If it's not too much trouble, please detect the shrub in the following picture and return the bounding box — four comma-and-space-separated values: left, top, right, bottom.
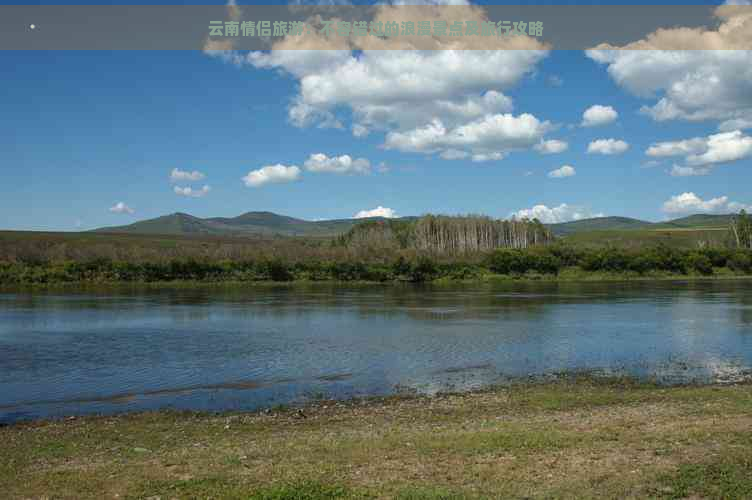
729, 252, 752, 273
685, 252, 714, 275
264, 260, 294, 281
409, 256, 438, 282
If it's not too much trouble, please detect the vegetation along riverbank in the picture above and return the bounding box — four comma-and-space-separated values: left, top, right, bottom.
2, 378, 752, 499
2, 212, 751, 285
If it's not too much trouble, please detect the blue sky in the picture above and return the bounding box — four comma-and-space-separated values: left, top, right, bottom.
1, 0, 750, 230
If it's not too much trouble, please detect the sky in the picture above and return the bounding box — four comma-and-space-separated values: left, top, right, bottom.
1, 0, 751, 231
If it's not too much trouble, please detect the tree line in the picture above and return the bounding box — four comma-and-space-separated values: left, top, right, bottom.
339, 215, 554, 254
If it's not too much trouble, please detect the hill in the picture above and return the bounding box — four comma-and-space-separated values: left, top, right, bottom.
651, 214, 734, 230
548, 217, 651, 236
93, 211, 385, 238
92, 211, 737, 241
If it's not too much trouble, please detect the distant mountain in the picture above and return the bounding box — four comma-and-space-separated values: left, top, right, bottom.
93, 211, 394, 238
93, 211, 736, 239
651, 214, 735, 230
549, 217, 650, 236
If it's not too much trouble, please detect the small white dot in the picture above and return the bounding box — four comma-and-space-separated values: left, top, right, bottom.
29, 24, 36, 30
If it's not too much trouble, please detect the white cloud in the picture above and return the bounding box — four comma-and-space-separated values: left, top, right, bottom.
439, 149, 469, 160
670, 165, 712, 177
547, 165, 576, 178
170, 168, 206, 182
662, 192, 751, 214
384, 113, 552, 158
471, 152, 505, 162
242, 164, 301, 187
586, 6, 752, 126
352, 124, 370, 137
581, 105, 618, 127
510, 203, 603, 224
247, 50, 545, 134
587, 138, 629, 155
208, 4, 552, 162
303, 153, 370, 174
174, 185, 211, 197
109, 202, 134, 214
646, 137, 707, 157
646, 130, 752, 168
719, 117, 752, 132
353, 206, 398, 219
534, 139, 568, 154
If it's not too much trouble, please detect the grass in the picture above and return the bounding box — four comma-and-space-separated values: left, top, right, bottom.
2, 379, 752, 499
563, 228, 729, 249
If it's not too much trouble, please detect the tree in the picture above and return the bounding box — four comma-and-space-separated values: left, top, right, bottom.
729, 209, 752, 249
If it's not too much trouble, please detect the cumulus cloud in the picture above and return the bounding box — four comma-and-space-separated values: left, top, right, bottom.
174, 185, 211, 197
547, 165, 576, 178
586, 5, 752, 126
353, 206, 398, 219
242, 164, 301, 187
303, 153, 370, 174
587, 138, 630, 155
646, 130, 752, 168
662, 192, 751, 214
109, 202, 134, 214
244, 49, 545, 134
384, 113, 552, 158
534, 139, 568, 154
510, 203, 603, 224
206, 2, 551, 148
170, 168, 206, 182
581, 105, 618, 127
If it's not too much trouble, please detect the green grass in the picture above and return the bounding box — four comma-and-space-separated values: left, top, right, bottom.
656, 458, 752, 499
563, 228, 729, 249
3, 380, 752, 499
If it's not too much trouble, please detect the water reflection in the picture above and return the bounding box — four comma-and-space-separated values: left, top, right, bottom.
1, 280, 751, 422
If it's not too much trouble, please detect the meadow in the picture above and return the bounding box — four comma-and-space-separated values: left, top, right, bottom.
2, 378, 752, 499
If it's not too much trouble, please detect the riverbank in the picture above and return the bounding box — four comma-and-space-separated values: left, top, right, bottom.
2, 245, 751, 286
2, 379, 751, 499
2, 269, 752, 291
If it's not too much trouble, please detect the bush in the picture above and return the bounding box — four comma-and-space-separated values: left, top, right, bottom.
410, 256, 438, 282
685, 252, 714, 275
264, 260, 294, 281
729, 252, 752, 273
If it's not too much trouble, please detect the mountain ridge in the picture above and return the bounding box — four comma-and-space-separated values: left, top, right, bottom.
92, 211, 736, 238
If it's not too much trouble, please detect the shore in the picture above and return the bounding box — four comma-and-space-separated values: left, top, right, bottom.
3, 270, 752, 290
2, 379, 751, 499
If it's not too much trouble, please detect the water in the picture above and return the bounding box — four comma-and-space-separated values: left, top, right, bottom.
1, 280, 752, 423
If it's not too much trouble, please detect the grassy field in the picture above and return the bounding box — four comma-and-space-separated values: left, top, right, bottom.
562, 228, 729, 249
2, 379, 752, 499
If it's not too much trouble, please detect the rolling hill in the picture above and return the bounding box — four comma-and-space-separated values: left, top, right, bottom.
547, 217, 651, 236
93, 211, 398, 238
93, 211, 737, 239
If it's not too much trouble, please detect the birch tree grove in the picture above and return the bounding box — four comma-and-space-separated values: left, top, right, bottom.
341, 215, 554, 255
729, 209, 752, 249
